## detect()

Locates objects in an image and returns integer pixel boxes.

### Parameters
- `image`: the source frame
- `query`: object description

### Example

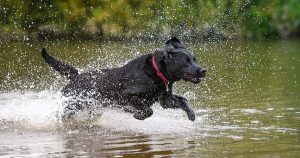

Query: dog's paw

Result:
[133,113,147,120]
[133,109,153,120]
[187,110,195,121]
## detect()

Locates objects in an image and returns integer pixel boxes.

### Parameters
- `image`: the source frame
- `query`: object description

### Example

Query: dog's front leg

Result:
[122,85,155,120]
[160,93,195,121]
[173,95,195,121]
[133,107,153,120]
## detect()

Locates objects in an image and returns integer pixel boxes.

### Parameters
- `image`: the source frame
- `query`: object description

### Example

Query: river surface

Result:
[0,40,299,157]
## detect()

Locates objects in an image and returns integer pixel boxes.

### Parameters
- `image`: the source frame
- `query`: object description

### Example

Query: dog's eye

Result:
[193,57,196,62]
[186,58,191,63]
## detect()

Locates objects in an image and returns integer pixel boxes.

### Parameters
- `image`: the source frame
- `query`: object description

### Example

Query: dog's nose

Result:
[197,68,206,77]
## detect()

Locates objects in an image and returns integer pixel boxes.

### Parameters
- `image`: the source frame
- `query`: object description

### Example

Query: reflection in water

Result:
[0,40,300,157]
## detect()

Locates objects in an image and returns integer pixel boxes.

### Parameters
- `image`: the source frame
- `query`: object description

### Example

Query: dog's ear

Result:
[154,51,170,62]
[162,51,168,59]
[165,37,184,52]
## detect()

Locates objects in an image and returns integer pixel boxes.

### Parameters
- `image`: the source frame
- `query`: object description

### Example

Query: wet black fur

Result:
[41,37,206,121]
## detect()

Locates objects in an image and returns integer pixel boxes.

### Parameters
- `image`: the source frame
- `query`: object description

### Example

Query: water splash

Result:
[0,91,207,134]
[0,91,65,131]
[98,104,202,134]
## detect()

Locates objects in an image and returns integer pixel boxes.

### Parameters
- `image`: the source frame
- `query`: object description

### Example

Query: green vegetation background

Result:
[1,0,299,40]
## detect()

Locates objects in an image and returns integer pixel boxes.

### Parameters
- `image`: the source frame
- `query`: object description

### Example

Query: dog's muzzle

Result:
[197,68,206,78]
[183,67,206,84]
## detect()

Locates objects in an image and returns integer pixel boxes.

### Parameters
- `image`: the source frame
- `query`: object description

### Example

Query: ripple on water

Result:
[241,108,265,114]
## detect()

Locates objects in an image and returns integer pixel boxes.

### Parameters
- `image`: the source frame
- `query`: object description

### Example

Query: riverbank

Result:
[0,28,232,42]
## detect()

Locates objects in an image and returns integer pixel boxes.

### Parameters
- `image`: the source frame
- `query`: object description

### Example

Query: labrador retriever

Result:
[41,37,206,121]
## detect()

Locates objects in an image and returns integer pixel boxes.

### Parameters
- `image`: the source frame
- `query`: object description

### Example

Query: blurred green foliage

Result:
[0,0,299,39]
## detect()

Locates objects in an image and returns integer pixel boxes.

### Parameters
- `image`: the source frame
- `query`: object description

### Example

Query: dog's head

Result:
[155,37,206,84]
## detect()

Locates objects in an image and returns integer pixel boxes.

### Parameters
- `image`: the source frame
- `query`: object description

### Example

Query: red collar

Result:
[152,55,169,90]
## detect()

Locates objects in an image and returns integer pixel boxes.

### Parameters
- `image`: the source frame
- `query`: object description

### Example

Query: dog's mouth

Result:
[183,74,202,84]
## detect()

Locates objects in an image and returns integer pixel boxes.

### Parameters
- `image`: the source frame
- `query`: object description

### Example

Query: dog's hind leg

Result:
[62,98,103,120]
[41,48,79,80]
[62,100,85,119]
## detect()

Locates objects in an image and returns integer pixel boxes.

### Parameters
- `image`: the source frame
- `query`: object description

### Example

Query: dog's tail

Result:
[41,48,79,80]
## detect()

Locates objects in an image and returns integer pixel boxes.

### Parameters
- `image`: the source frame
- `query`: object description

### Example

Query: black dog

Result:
[41,37,206,121]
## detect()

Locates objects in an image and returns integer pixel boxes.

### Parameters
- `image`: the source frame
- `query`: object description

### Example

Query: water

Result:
[0,40,299,157]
